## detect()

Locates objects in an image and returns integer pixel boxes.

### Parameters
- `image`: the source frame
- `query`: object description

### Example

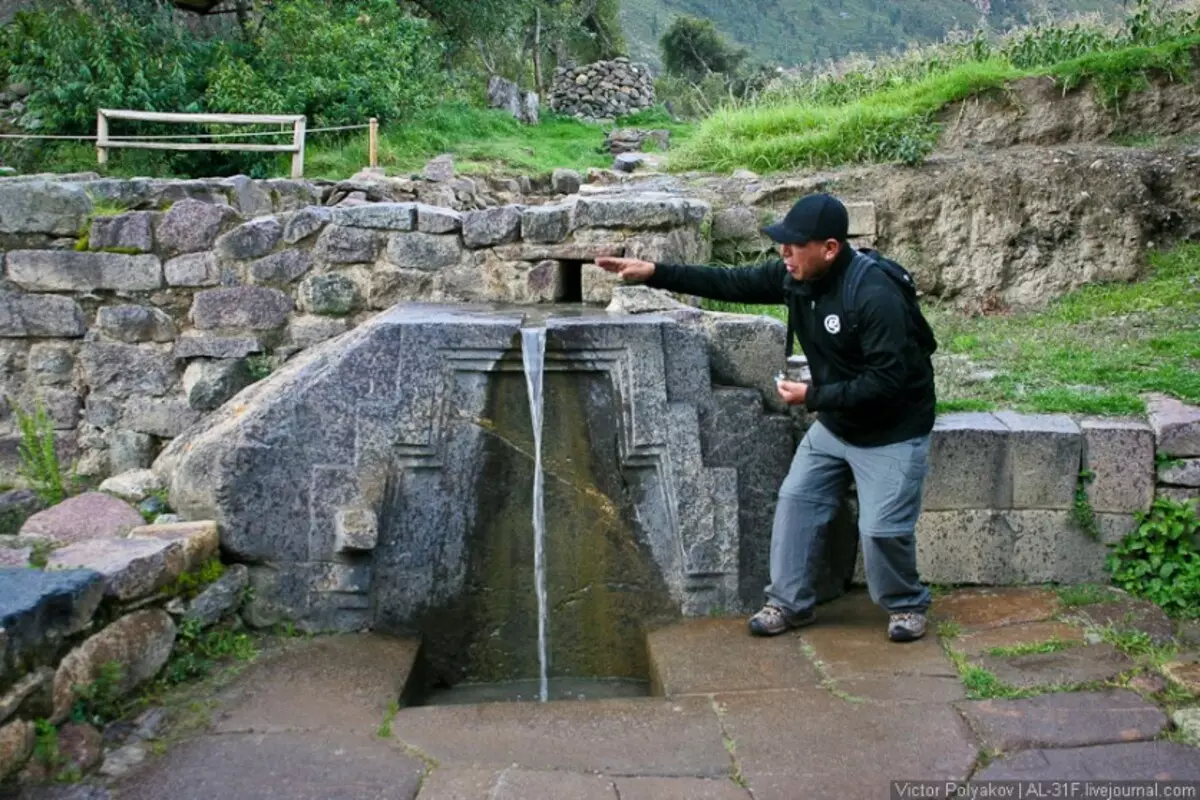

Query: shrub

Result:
[204,0,446,128]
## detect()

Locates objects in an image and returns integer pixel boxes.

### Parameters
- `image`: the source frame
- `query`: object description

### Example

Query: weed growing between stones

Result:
[1105,497,1200,618]
[936,620,963,639]
[163,558,225,601]
[245,355,273,381]
[11,398,70,506]
[161,618,258,685]
[711,699,750,789]
[1073,470,1102,541]
[985,638,1079,658]
[71,662,127,727]
[1054,584,1120,607]
[376,699,399,739]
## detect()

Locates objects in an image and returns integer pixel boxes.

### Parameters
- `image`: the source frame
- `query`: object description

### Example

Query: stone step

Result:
[955,690,1168,750]
[208,632,419,736]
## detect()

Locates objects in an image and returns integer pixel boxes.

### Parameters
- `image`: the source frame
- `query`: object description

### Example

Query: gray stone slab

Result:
[19,492,145,546]
[0,180,90,235]
[572,195,709,230]
[916,510,1014,584]
[96,305,177,344]
[248,249,312,285]
[282,205,333,244]
[701,313,788,413]
[973,741,1200,781]
[122,396,203,438]
[164,252,220,287]
[385,232,462,270]
[332,202,416,231]
[298,274,361,315]
[973,642,1135,689]
[190,286,293,331]
[6,251,162,292]
[415,204,462,234]
[157,199,239,256]
[1067,598,1176,645]
[46,536,180,601]
[924,412,1011,510]
[0,567,103,688]
[212,633,419,735]
[462,205,522,248]
[110,732,426,800]
[0,294,86,338]
[390,695,728,777]
[521,205,571,243]
[1147,394,1200,457]
[616,777,751,800]
[418,768,618,800]
[215,217,282,261]
[715,689,976,800]
[313,225,383,264]
[647,618,821,695]
[1161,458,1200,488]
[1081,417,1157,513]
[173,332,264,360]
[995,411,1081,509]
[956,690,1167,750]
[80,341,178,398]
[89,211,157,253]
[1001,510,1135,584]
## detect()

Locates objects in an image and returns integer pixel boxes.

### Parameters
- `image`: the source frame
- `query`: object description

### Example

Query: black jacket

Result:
[646,246,937,447]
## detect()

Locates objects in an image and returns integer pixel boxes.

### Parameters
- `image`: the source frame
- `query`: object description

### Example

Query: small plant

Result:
[71,661,126,726]
[1073,470,1101,541]
[11,398,69,506]
[244,355,273,381]
[935,620,962,639]
[28,539,55,569]
[1105,497,1200,618]
[165,558,225,601]
[32,718,64,774]
[376,698,399,738]
[1055,583,1118,607]
[162,617,258,685]
[985,638,1077,658]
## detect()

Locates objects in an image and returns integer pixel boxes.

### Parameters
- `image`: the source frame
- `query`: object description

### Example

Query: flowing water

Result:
[520,326,549,703]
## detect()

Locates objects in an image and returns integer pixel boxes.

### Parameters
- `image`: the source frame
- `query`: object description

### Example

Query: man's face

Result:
[779,239,840,280]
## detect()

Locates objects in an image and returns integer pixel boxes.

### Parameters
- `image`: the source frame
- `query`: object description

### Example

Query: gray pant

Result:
[766,420,932,615]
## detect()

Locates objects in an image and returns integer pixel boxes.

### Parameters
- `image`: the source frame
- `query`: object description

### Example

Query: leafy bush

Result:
[204,0,446,128]
[1106,496,1200,618]
[1,0,216,134]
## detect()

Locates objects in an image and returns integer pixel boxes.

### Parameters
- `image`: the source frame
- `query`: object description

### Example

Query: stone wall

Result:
[549,58,656,121]
[0,513,249,786]
[0,175,709,487]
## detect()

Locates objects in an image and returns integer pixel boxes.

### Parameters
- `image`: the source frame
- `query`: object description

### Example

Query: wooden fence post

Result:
[291,116,307,179]
[96,110,109,167]
[369,118,378,169]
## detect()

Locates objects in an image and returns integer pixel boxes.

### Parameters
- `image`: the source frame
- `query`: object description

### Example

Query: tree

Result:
[659,15,745,83]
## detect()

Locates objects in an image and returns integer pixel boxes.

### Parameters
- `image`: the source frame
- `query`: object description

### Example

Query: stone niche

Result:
[153,302,855,690]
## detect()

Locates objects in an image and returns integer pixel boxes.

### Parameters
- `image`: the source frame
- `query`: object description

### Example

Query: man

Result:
[595,193,938,642]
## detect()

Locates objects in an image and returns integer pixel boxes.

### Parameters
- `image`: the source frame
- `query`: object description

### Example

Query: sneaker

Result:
[888,612,927,642]
[748,604,815,636]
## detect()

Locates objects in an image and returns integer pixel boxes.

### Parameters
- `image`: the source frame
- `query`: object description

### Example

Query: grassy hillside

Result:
[620,0,1126,68]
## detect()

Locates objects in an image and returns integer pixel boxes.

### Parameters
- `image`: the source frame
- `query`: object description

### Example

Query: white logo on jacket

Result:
[824,314,841,334]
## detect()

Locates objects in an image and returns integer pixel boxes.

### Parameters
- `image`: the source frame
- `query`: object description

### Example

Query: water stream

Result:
[520,326,549,703]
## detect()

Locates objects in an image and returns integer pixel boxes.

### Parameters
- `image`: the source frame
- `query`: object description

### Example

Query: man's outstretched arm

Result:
[595,257,788,305]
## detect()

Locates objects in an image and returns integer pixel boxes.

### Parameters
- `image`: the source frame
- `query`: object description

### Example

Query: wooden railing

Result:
[96,109,309,178]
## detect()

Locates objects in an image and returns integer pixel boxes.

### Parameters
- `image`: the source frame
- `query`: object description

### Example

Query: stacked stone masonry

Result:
[549,58,656,121]
[0,517,247,784]
[0,175,710,486]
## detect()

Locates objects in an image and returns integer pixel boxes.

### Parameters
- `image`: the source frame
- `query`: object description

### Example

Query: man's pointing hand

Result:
[595,257,655,281]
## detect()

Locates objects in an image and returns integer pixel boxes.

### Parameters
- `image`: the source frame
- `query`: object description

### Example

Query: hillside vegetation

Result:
[670,0,1200,174]
[620,0,1126,68]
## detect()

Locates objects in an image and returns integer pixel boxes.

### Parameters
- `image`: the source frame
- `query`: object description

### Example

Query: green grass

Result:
[302,104,692,179]
[669,33,1200,174]
[985,638,1079,657]
[703,242,1199,416]
[927,243,1200,415]
[1056,583,1120,607]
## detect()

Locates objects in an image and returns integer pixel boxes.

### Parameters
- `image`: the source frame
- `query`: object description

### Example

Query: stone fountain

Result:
[153,297,858,700]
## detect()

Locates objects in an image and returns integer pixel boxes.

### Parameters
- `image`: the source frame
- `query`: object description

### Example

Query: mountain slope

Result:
[621,0,1127,69]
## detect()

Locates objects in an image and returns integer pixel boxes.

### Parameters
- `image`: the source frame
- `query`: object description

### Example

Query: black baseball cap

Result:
[761,193,849,245]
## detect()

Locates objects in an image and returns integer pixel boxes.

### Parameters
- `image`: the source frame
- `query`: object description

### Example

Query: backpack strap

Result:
[841,251,875,336]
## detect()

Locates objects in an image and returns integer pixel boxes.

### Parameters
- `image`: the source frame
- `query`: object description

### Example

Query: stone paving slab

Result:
[974,741,1200,781]
[933,588,1061,630]
[110,732,426,800]
[211,633,419,735]
[616,776,752,799]
[390,695,729,778]
[972,643,1136,689]
[714,688,977,800]
[800,593,960,680]
[1066,598,1176,645]
[956,690,1168,750]
[646,618,821,695]
[835,675,967,703]
[953,621,1086,657]
[414,768,753,800]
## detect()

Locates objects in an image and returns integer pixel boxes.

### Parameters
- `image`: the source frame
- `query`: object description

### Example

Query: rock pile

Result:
[550,58,655,120]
